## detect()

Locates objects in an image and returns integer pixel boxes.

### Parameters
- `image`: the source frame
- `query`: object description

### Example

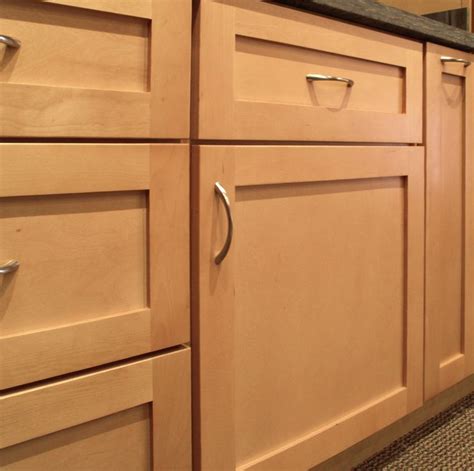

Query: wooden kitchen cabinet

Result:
[0,347,191,471]
[192,145,424,470]
[425,44,474,399]
[193,0,422,142]
[0,144,189,389]
[0,0,191,138]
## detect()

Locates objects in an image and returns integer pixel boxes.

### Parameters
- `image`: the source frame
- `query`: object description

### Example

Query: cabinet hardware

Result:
[0,260,20,275]
[440,56,471,67]
[0,35,21,48]
[306,73,354,87]
[214,182,233,265]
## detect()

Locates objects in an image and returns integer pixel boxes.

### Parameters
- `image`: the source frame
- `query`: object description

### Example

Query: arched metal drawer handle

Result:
[0,35,21,49]
[441,56,471,67]
[214,182,233,265]
[0,260,20,275]
[306,73,354,87]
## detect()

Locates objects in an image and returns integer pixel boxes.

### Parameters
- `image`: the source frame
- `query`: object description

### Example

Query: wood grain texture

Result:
[0,144,150,197]
[150,0,192,138]
[1,405,153,470]
[0,2,150,92]
[425,43,474,399]
[153,347,192,470]
[40,0,153,18]
[193,145,424,470]
[0,358,153,448]
[0,309,152,389]
[235,36,406,114]
[0,347,191,471]
[149,144,190,352]
[0,84,151,137]
[192,145,236,471]
[194,0,423,142]
[0,0,191,138]
[0,144,189,389]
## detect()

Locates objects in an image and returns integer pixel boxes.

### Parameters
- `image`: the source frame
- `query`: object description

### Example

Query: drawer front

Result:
[0,348,191,470]
[0,144,189,389]
[195,0,422,142]
[0,0,191,138]
[194,145,424,469]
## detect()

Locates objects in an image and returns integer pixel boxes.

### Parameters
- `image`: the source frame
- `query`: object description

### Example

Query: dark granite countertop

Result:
[273,0,474,52]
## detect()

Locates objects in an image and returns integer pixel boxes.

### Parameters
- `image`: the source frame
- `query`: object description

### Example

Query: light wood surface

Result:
[193,0,423,142]
[425,44,474,400]
[153,344,193,470]
[0,347,191,470]
[0,0,191,138]
[0,144,150,197]
[40,0,153,18]
[0,144,189,389]
[1,405,153,471]
[193,145,424,470]
[312,374,474,471]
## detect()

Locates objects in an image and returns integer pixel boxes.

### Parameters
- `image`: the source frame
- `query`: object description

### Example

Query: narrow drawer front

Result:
[0,144,189,389]
[0,348,191,471]
[0,0,190,138]
[196,1,422,142]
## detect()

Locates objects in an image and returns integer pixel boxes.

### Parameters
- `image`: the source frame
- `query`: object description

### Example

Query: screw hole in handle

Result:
[0,260,20,275]
[0,35,21,49]
[214,182,233,265]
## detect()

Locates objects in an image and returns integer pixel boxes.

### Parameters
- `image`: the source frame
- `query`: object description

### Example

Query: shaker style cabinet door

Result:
[0,348,191,471]
[0,0,191,138]
[192,146,424,470]
[0,144,189,389]
[425,44,474,399]
[193,0,422,142]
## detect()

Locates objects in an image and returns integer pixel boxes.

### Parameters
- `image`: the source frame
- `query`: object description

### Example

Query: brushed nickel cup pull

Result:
[306,73,354,87]
[0,260,20,275]
[214,182,233,265]
[441,56,471,67]
[0,35,21,48]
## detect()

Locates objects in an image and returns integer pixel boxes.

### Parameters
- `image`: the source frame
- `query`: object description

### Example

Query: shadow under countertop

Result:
[272,0,474,52]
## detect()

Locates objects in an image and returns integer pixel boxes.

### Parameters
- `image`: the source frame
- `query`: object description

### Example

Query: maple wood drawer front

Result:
[0,348,191,470]
[0,0,191,138]
[0,144,189,389]
[196,1,422,142]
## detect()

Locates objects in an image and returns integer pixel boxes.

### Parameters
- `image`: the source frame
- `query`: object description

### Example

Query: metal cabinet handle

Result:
[0,35,21,48]
[0,260,20,275]
[441,56,471,67]
[306,73,354,87]
[214,182,233,265]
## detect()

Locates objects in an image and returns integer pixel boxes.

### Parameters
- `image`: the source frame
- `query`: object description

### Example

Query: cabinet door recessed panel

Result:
[234,177,406,465]
[1,191,148,335]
